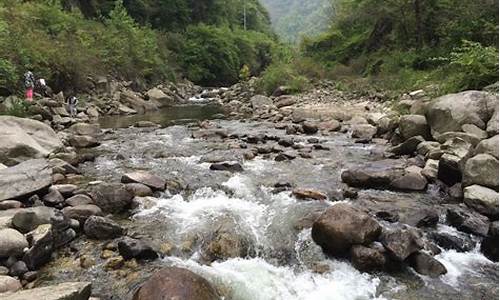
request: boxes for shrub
[256,62,310,95]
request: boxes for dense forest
[0,0,279,94]
[260,0,334,43]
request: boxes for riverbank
[0,80,498,299]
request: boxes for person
[66,96,78,117]
[23,71,35,102]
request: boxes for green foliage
[0,98,30,117]
[256,61,310,95]
[239,64,251,81]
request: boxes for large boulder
[463,154,499,189]
[389,136,425,156]
[68,135,100,148]
[146,87,173,105]
[121,171,166,190]
[23,224,54,270]
[407,251,447,277]
[350,244,386,272]
[132,267,218,300]
[62,205,103,224]
[250,95,273,110]
[311,203,382,256]
[83,216,123,240]
[380,228,424,261]
[117,237,158,260]
[390,166,428,191]
[487,108,499,136]
[481,221,498,261]
[463,185,499,218]
[351,124,377,140]
[88,183,134,213]
[0,275,22,294]
[446,205,490,236]
[0,228,28,258]
[120,90,159,114]
[399,115,431,140]
[0,116,63,166]
[0,282,91,300]
[68,123,101,137]
[341,160,405,189]
[12,206,59,233]
[475,135,499,158]
[425,91,497,138]
[0,159,52,201]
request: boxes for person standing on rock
[23,70,35,102]
[66,96,78,117]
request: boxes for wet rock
[103,256,124,270]
[121,171,166,190]
[209,162,243,172]
[84,216,123,240]
[448,183,464,201]
[132,267,218,300]
[12,206,58,233]
[463,185,499,218]
[350,244,386,272]
[52,184,78,198]
[380,228,424,261]
[463,154,499,189]
[275,152,296,161]
[399,115,431,140]
[0,200,22,210]
[68,135,100,148]
[404,208,439,227]
[275,96,296,108]
[351,124,377,140]
[0,275,22,293]
[438,154,462,186]
[9,261,28,277]
[417,141,441,156]
[427,232,474,252]
[134,121,158,128]
[69,123,101,137]
[0,228,28,258]
[341,160,405,189]
[292,188,327,201]
[42,186,65,206]
[407,251,447,277]
[375,211,399,223]
[65,194,94,207]
[88,183,134,213]
[421,159,438,181]
[49,158,80,175]
[278,137,295,147]
[23,224,53,270]
[62,205,103,224]
[0,116,63,166]
[390,167,427,191]
[0,281,91,300]
[426,91,497,138]
[481,221,499,261]
[312,203,382,256]
[446,205,490,236]
[118,237,158,260]
[146,87,171,104]
[0,159,52,201]
[318,120,341,132]
[201,218,251,262]
[389,136,425,156]
[302,122,319,134]
[124,183,153,197]
[475,135,499,158]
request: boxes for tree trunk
[414,0,423,48]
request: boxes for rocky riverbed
[0,81,498,300]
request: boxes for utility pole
[243,0,247,30]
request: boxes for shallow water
[43,106,498,300]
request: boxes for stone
[417,141,441,156]
[53,184,78,197]
[341,160,405,189]
[399,115,431,140]
[351,124,377,140]
[0,281,91,300]
[209,162,243,172]
[275,96,296,108]
[421,159,439,180]
[311,203,382,256]
[118,237,158,260]
[481,221,499,261]
[124,183,153,197]
[62,205,103,224]
[446,205,490,236]
[104,256,124,270]
[475,135,499,158]
[350,244,386,272]
[380,228,424,261]
[302,122,319,134]
[426,91,497,138]
[201,218,251,263]
[68,123,101,137]
[403,208,439,228]
[318,120,341,132]
[0,201,22,210]
[0,159,52,201]
[146,87,171,104]
[49,158,79,174]
[23,224,53,270]
[132,267,218,300]
[12,206,59,233]
[275,152,296,161]
[68,135,100,148]
[121,171,166,190]
[65,194,94,207]
[427,232,474,252]
[9,261,28,277]
[463,185,499,218]
[463,154,499,189]
[0,229,28,258]
[42,186,65,206]
[0,116,63,166]
[84,216,123,240]
[134,121,158,128]
[389,136,425,156]
[487,108,499,136]
[438,154,462,186]
[407,251,447,277]
[250,95,273,109]
[88,183,134,214]
[0,276,21,294]
[436,131,482,147]
[462,124,488,140]
[292,189,327,201]
[390,167,427,191]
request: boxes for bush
[256,62,310,95]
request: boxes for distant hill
[260,0,334,43]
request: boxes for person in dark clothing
[24,71,35,102]
[66,96,79,117]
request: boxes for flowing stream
[42,103,498,300]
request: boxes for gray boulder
[88,183,134,213]
[0,159,52,201]
[475,135,499,158]
[341,160,405,189]
[68,135,100,148]
[0,228,28,258]
[83,216,123,240]
[399,115,431,140]
[407,251,447,277]
[351,124,377,140]
[464,185,499,218]
[390,167,427,191]
[0,116,63,166]
[23,224,54,270]
[0,275,22,294]
[446,205,490,236]
[118,237,158,260]
[12,206,58,233]
[389,136,425,156]
[380,228,424,261]
[426,91,497,138]
[62,205,103,224]
[487,108,499,136]
[463,154,499,189]
[68,123,101,137]
[121,171,166,190]
[0,281,91,300]
[462,124,488,140]
[350,244,386,272]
